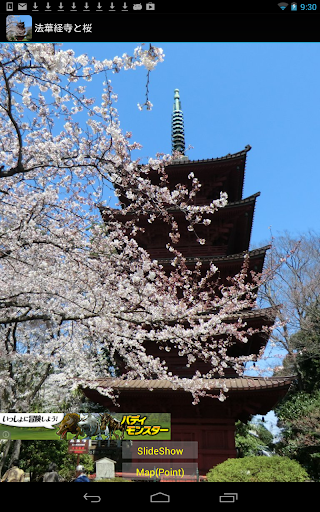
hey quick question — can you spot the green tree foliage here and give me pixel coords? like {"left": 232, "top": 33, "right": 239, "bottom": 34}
{"left": 18, "top": 440, "right": 94, "bottom": 481}
{"left": 274, "top": 302, "right": 320, "bottom": 481}
{"left": 235, "top": 420, "right": 274, "bottom": 457}
{"left": 206, "top": 456, "right": 309, "bottom": 482}
{"left": 289, "top": 301, "right": 320, "bottom": 393}
{"left": 275, "top": 391, "right": 320, "bottom": 481}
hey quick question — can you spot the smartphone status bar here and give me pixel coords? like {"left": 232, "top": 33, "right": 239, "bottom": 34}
{"left": 4, "top": 1, "right": 319, "bottom": 13}
{"left": 5, "top": 2, "right": 156, "bottom": 12}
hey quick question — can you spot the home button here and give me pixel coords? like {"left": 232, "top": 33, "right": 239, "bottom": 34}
{"left": 150, "top": 492, "right": 170, "bottom": 504}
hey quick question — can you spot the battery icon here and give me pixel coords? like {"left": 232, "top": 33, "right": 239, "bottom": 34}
{"left": 219, "top": 493, "right": 239, "bottom": 503}
{"left": 291, "top": 2, "right": 298, "bottom": 9}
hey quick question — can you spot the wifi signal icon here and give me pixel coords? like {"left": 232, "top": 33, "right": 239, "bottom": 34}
{"left": 278, "top": 2, "right": 289, "bottom": 8}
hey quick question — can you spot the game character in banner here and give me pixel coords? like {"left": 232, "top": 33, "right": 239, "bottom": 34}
{"left": 56, "top": 413, "right": 83, "bottom": 440}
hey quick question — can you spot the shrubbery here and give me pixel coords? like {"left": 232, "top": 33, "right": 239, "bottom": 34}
{"left": 206, "top": 456, "right": 310, "bottom": 482}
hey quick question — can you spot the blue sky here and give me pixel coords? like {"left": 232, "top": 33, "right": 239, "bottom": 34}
{"left": 62, "top": 42, "right": 320, "bottom": 249}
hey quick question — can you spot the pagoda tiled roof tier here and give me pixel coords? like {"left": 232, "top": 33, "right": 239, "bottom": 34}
{"left": 81, "top": 374, "right": 294, "bottom": 423}
{"left": 154, "top": 191, "right": 261, "bottom": 213}
{"left": 107, "top": 192, "right": 261, "bottom": 260}
{"left": 169, "top": 144, "right": 252, "bottom": 166}
{"left": 133, "top": 307, "right": 276, "bottom": 377}
{"left": 114, "top": 145, "right": 252, "bottom": 209}
{"left": 156, "top": 245, "right": 270, "bottom": 275}
{"left": 162, "top": 144, "right": 252, "bottom": 204}
{"left": 83, "top": 375, "right": 294, "bottom": 392}
{"left": 223, "top": 307, "right": 276, "bottom": 359}
{"left": 103, "top": 191, "right": 260, "bottom": 216}
{"left": 225, "top": 305, "right": 276, "bottom": 322}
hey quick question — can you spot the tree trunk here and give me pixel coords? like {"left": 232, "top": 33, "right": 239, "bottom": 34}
{"left": 8, "top": 439, "right": 21, "bottom": 467}
{"left": 0, "top": 439, "right": 11, "bottom": 477}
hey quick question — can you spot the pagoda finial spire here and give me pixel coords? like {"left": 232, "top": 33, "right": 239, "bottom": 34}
{"left": 171, "top": 88, "right": 185, "bottom": 155}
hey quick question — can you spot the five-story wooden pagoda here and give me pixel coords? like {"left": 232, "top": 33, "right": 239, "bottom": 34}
{"left": 82, "top": 90, "right": 293, "bottom": 475}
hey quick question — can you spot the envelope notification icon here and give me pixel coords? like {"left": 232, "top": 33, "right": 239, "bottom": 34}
{"left": 18, "top": 2, "right": 27, "bottom": 9}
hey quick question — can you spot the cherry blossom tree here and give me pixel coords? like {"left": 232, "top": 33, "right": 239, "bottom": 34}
{"left": 0, "top": 43, "right": 274, "bottom": 411}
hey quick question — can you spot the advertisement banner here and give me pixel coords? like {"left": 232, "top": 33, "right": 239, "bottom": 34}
{"left": 0, "top": 412, "right": 171, "bottom": 440}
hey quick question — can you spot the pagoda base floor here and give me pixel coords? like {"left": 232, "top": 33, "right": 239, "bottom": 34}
{"left": 82, "top": 376, "right": 293, "bottom": 476}
{"left": 82, "top": 388, "right": 239, "bottom": 476}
